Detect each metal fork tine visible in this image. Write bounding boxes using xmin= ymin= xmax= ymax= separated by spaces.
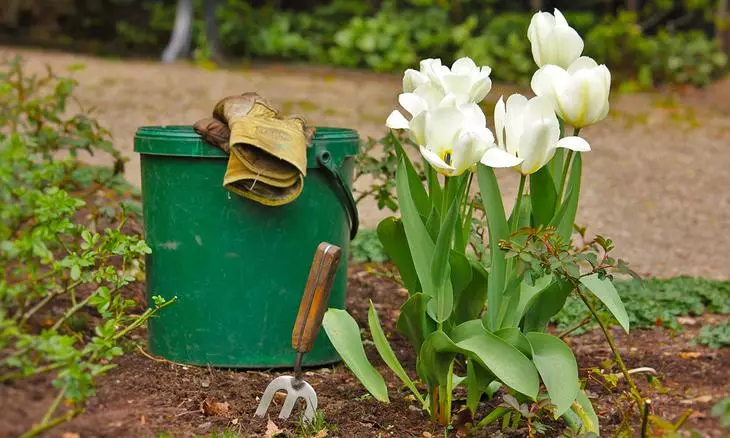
xmin=254 ymin=376 xmax=289 ymax=418
xmin=278 ymin=390 xmax=298 ymax=419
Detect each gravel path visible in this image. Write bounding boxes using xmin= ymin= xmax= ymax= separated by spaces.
xmin=4 ymin=46 xmax=729 ymax=279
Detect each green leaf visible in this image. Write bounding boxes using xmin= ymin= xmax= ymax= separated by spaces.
xmin=522 ymin=279 xmax=573 ymax=333
xmin=580 ymin=274 xmax=630 ymax=333
xmin=396 ymin=158 xmax=436 ymax=301
xmin=426 ymin=162 xmax=442 ymax=213
xmin=548 ymin=148 xmax=565 ymax=189
xmin=512 ymin=275 xmax=554 ymax=326
xmin=530 ymin=166 xmax=558 ymax=227
xmin=429 ymin=194 xmax=460 ymax=322
xmin=494 ymin=327 xmax=532 ymax=358
xmin=525 ymin=332 xmax=579 ymax=417
xmin=396 ymin=293 xmax=434 ymax=352
xmin=394 ymin=137 xmax=429 ymax=217
xmin=477 ymin=164 xmax=509 ymax=330
xmin=455 ymin=330 xmax=539 ymax=399
xmin=466 ymin=359 xmax=495 ymax=414
xmin=452 ymin=257 xmax=486 ymax=325
xmin=417 ymin=330 xmax=457 ymax=388
xmin=377 ymin=217 xmax=420 ymax=295
xmin=573 ymin=389 xmax=600 ymax=434
xmin=550 ymin=153 xmax=582 ymax=243
xmin=322 ymin=309 xmax=389 ymax=402
xmin=368 ymin=301 xmax=424 ymax=405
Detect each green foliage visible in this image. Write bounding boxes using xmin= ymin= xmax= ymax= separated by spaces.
xmin=553 ymin=277 xmax=730 ymax=333
xmin=350 ymin=228 xmax=389 ymax=263
xmin=712 ymin=398 xmax=730 ymax=429
xmin=0 ymin=56 xmax=174 ymax=436
xmin=696 ymin=321 xmax=730 ymax=348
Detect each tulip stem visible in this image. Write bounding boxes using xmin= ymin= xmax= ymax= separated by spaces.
xmin=557 ymin=127 xmax=581 ymax=203
xmin=511 ymin=175 xmax=527 ymax=234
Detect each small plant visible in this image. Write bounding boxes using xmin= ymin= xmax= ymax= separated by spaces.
xmin=294 ymin=410 xmax=336 ymax=437
xmin=0 ymin=56 xmax=174 ymax=437
xmin=350 ymin=228 xmax=389 ymax=263
xmin=696 ymin=321 xmax=730 ymax=348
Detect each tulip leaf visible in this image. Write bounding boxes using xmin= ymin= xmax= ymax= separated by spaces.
xmin=530 ymin=166 xmax=558 ymax=228
xmin=454 ymin=330 xmax=539 ymax=400
xmin=477 ymin=164 xmax=509 ymax=330
xmin=466 ymin=359 xmax=496 ymax=414
xmin=494 ymin=327 xmax=532 ymax=358
xmin=396 ymin=293 xmax=434 ymax=352
xmin=393 ymin=136 xmax=429 ymax=217
xmin=417 ymin=330 xmax=457 ymax=389
xmin=429 ymin=193 xmax=460 ymax=323
xmin=550 ymin=153 xmax=582 ymax=243
xmin=425 ymin=162 xmax=442 ymax=214
xmin=512 ymin=274 xmax=554 ymax=326
xmin=452 ymin=261 xmax=488 ymax=325
xmin=580 ymin=273 xmax=630 ymax=333
xmin=377 ymin=217 xmax=420 ymax=295
xmin=522 ymin=279 xmax=573 ymax=333
xmin=322 ymin=309 xmax=389 ymax=402
xmin=419 ymin=325 xmax=539 ymax=400
xmin=396 ymin=158 xmax=436 ymax=304
xmin=572 ymin=389 xmax=600 ymax=434
xmin=426 ymin=207 xmax=441 ymax=242
xmin=368 ymin=301 xmax=424 ymax=406
xmin=548 ymin=148 xmax=565 ymax=189
xmin=525 ymin=332 xmax=579 ymax=417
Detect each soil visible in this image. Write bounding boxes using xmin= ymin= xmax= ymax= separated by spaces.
xmin=1 ymin=45 xmax=730 ymax=280
xmin=1 ymin=266 xmax=728 ymax=438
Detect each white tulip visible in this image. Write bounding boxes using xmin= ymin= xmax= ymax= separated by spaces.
xmin=402 ymin=57 xmax=492 ymax=106
xmin=528 ymin=8 xmax=584 ymax=69
xmin=386 ymin=97 xmax=495 ymax=176
xmin=530 ymin=56 xmax=611 ymax=128
xmin=480 ymin=94 xmax=590 ymax=175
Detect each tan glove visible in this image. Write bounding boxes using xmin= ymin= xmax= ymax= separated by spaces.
xmin=194 ymin=92 xmax=315 ymax=206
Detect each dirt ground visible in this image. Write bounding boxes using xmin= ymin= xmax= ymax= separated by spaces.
xmin=1 ymin=46 xmax=729 ymax=280
xmin=1 ymin=266 xmax=728 ymax=437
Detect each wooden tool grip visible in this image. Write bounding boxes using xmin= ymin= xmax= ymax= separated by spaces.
xmin=292 ymin=242 xmax=342 ymax=353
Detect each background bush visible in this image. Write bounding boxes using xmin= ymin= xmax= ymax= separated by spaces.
xmin=0 ymin=0 xmax=728 ymax=87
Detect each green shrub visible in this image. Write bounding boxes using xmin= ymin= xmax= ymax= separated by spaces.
xmin=0 ymin=56 xmax=174 ymax=436
xmin=696 ymin=321 xmax=730 ymax=348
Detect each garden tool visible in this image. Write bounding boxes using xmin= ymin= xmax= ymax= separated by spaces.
xmin=254 ymin=242 xmax=342 ymax=422
xmin=193 ymin=92 xmax=315 ymax=206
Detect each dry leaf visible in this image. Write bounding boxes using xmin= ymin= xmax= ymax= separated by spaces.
xmin=679 ymin=395 xmax=713 ymax=405
xmin=139 ymin=415 xmax=146 ymax=425
xmin=265 ymin=419 xmax=283 ymax=438
xmin=423 ymin=433 xmax=433 ymax=438
xmin=62 ymin=433 xmax=80 ymax=438
xmin=313 ymin=430 xmax=328 ymax=438
xmin=201 ymin=399 xmax=230 ymax=417
xmin=679 ymin=351 xmax=702 ymax=359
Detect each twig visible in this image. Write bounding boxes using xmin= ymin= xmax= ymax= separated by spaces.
xmin=640 ymin=399 xmax=651 ymax=437
xmin=558 ymin=316 xmax=592 ymax=339
xmin=576 ymin=287 xmax=644 ymax=409
xmin=611 ymin=367 xmax=658 ymax=381
xmin=136 ymin=346 xmax=188 ymax=367
xmin=50 ymin=282 xmax=105 ymax=331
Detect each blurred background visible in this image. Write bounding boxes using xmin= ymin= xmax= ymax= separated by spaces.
xmin=1 ymin=0 xmax=728 ymax=89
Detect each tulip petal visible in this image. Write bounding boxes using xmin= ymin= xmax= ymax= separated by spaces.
xmin=494 ymin=96 xmax=506 ymax=149
xmin=420 ymin=146 xmax=455 ymax=175
xmin=386 ymin=110 xmax=410 ymax=130
xmin=505 ymin=94 xmax=528 ymax=156
xmin=409 ymin=112 xmax=427 ymax=145
xmin=554 ymin=25 xmax=584 ymax=69
xmin=567 ymin=56 xmax=599 ymax=73
xmin=451 ymin=57 xmax=478 ymax=75
xmin=399 ymin=93 xmax=427 ymax=117
xmin=556 ymin=135 xmax=590 ymax=152
xmin=480 ymin=147 xmax=524 ymax=168
xmin=403 ymin=69 xmax=427 ymax=93
xmin=425 ymin=106 xmax=465 ymax=155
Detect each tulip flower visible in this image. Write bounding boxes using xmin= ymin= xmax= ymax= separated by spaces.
xmin=402 ymin=57 xmax=492 ymax=106
xmin=530 ymin=56 xmax=611 ymax=129
xmin=528 ymin=8 xmax=584 ymax=69
xmin=480 ymin=94 xmax=590 ymax=175
xmin=387 ymin=97 xmax=494 ymax=176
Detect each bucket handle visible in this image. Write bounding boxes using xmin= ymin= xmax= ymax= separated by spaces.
xmin=317 ymin=150 xmax=359 ymax=240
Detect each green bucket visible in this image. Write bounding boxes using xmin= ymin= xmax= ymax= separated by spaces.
xmin=133 ymin=125 xmax=359 ymax=368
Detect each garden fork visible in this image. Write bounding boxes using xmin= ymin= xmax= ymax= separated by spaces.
xmin=254 ymin=242 xmax=342 ymax=422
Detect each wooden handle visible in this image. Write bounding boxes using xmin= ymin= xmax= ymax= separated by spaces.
xmin=292 ymin=242 xmax=342 ymax=353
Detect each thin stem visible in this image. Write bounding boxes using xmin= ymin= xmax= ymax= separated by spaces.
xmin=50 ymin=282 xmax=108 ymax=331
xmin=557 ymin=316 xmax=592 ymax=339
xmin=112 ymin=297 xmax=177 ymax=341
xmin=19 ymin=290 xmax=62 ymax=326
xmin=640 ymin=399 xmax=651 ymax=437
xmin=21 ymin=408 xmax=83 ymax=438
xmin=511 ymin=175 xmax=527 ymax=234
xmin=41 ymin=386 xmax=66 ymax=425
xmin=576 ymin=287 xmax=643 ymax=408
xmin=557 ymin=127 xmax=581 ymax=203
